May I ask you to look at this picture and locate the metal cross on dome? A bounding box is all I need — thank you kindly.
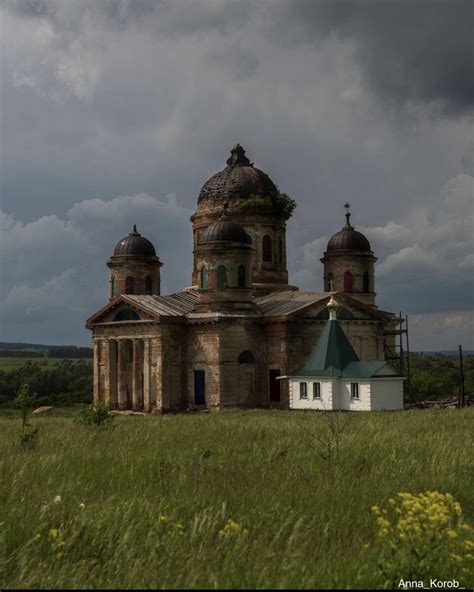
[344,202,352,226]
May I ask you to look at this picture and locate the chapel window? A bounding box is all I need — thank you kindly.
[313,382,321,399]
[363,271,370,293]
[262,235,272,262]
[351,383,359,399]
[201,266,208,289]
[145,276,153,295]
[299,382,308,399]
[238,351,256,364]
[114,309,140,321]
[111,277,117,297]
[217,265,227,290]
[125,276,134,294]
[344,271,353,293]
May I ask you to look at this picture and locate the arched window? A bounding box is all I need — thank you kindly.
[279,237,283,264]
[125,276,134,294]
[114,309,140,321]
[344,271,353,293]
[238,264,246,288]
[217,265,227,290]
[363,271,370,293]
[111,277,117,297]
[145,276,153,295]
[201,266,208,289]
[238,350,256,364]
[262,235,272,262]
[327,272,334,291]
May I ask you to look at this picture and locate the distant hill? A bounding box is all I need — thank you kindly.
[0,342,92,358]
[415,350,474,357]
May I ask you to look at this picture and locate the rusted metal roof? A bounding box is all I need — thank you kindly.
[123,290,199,317]
[87,287,393,329]
[255,290,327,316]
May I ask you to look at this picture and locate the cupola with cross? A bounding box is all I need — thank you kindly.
[191,144,298,295]
[321,204,377,307]
[107,225,162,300]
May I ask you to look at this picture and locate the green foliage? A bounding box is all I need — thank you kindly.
[15,383,36,428]
[240,191,297,219]
[0,359,92,407]
[0,408,472,589]
[15,383,40,448]
[77,401,114,427]
[409,353,474,400]
[367,492,473,586]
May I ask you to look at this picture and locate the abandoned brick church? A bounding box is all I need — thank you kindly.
[86,145,401,411]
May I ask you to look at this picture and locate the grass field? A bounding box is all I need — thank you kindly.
[0,357,92,372]
[0,408,473,589]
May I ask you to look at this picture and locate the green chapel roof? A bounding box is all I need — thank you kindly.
[288,318,358,377]
[287,318,401,380]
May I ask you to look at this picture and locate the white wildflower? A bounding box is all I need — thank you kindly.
[53,495,61,504]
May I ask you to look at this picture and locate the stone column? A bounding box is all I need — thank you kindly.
[132,339,143,411]
[93,340,100,403]
[143,339,151,412]
[117,340,128,410]
[108,340,118,409]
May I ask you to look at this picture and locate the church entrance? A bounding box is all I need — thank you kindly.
[269,369,281,403]
[194,370,206,406]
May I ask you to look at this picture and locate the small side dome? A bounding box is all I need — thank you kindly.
[326,205,371,252]
[200,207,252,246]
[112,225,156,257]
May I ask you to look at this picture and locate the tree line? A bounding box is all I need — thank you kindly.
[408,353,473,401]
[0,346,93,358]
[0,360,92,406]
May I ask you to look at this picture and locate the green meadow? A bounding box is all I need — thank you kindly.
[1,408,473,589]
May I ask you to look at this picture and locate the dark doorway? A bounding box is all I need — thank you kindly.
[194,370,206,406]
[269,369,281,403]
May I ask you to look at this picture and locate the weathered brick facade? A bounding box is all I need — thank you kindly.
[86,146,400,412]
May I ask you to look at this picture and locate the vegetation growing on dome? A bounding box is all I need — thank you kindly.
[240,191,297,220]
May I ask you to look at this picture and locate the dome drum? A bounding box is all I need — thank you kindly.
[107,225,162,300]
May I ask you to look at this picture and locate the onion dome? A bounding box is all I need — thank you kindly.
[326,204,371,252]
[112,225,156,257]
[200,206,252,246]
[198,144,278,205]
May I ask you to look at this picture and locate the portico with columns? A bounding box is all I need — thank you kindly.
[93,335,156,412]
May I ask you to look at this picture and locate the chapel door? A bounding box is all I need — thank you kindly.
[194,370,206,406]
[269,369,281,403]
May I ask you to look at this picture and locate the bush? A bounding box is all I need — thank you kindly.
[77,401,114,427]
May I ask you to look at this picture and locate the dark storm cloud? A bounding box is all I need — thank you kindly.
[1,0,472,348]
[4,0,253,35]
[6,0,472,116]
[272,0,474,117]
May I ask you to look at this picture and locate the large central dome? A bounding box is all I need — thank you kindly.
[198,144,278,206]
[191,144,297,295]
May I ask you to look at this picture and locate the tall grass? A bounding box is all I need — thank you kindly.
[0,408,473,589]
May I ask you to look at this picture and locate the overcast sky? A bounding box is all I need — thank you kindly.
[0,0,473,350]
